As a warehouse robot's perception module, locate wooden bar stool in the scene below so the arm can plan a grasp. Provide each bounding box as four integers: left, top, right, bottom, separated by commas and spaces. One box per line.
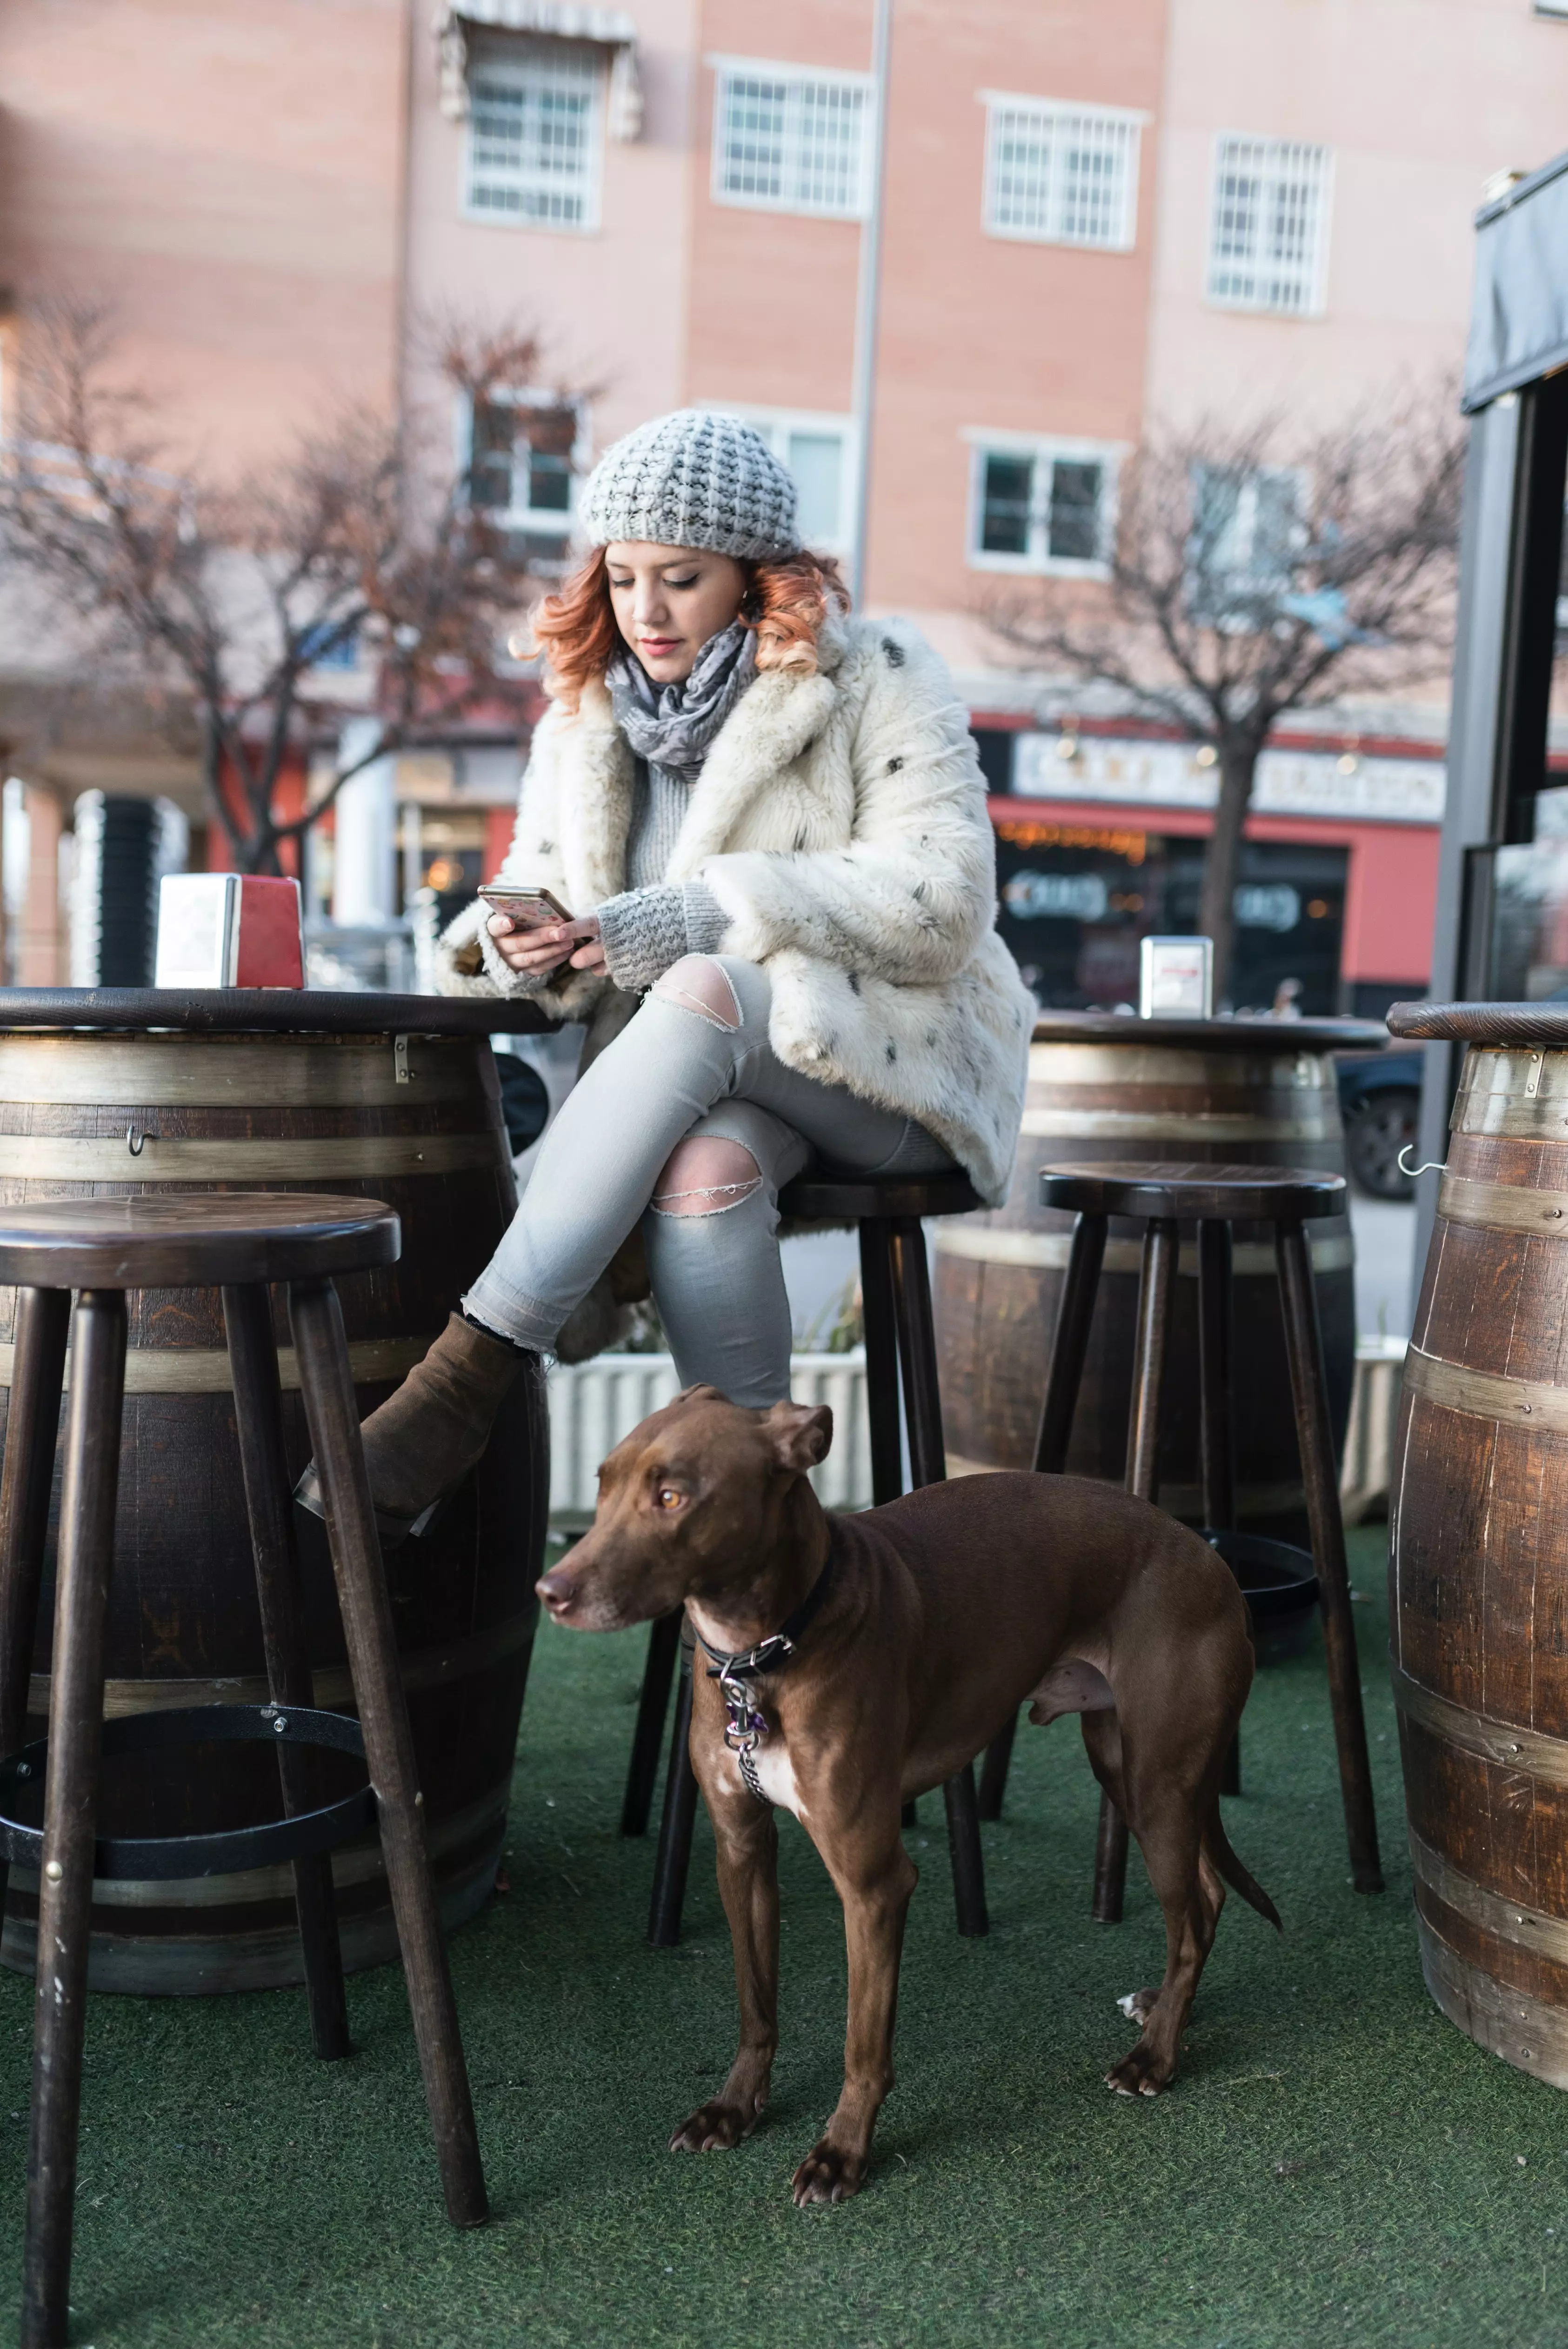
0, 1196, 487, 2349
980, 1161, 1383, 1917
625, 1172, 990, 1944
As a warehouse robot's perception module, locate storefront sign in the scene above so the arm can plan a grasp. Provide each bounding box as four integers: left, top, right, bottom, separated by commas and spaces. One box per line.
1012, 733, 1445, 824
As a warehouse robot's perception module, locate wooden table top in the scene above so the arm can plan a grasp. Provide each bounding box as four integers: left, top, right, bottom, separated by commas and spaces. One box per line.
0, 988, 555, 1037
1029, 1010, 1389, 1050
1387, 1001, 1568, 1046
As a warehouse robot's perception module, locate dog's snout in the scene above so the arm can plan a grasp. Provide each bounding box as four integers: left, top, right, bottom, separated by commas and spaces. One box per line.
535, 1568, 578, 1621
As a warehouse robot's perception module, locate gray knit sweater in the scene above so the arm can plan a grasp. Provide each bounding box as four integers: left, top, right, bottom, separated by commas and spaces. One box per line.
485, 625, 751, 997
593, 762, 729, 991
589, 622, 756, 990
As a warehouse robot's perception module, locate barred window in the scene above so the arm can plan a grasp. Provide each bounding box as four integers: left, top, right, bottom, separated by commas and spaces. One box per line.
1207, 135, 1332, 315
712, 63, 871, 219
466, 45, 600, 230
983, 96, 1142, 251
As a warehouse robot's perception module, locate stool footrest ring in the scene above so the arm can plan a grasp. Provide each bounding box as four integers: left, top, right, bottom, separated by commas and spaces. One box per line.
0, 1703, 374, 1879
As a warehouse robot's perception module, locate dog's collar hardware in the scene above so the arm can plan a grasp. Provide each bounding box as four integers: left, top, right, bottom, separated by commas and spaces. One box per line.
694, 1548, 836, 1805
718, 1678, 771, 1803
709, 1653, 781, 1804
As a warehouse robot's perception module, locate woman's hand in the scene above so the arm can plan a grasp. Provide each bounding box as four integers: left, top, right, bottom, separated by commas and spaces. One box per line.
487, 912, 607, 976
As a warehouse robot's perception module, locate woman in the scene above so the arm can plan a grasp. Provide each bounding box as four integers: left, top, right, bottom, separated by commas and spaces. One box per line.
302, 408, 1033, 1541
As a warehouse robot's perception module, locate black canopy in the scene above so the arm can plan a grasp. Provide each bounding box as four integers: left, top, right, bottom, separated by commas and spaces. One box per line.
1464, 147, 1568, 412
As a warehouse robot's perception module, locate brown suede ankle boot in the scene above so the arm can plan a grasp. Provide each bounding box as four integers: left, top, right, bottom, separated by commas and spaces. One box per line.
294, 1311, 530, 1543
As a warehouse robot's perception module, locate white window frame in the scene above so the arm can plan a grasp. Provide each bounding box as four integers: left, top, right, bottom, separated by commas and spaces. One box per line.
962, 431, 1122, 578
695, 403, 858, 554
979, 91, 1146, 253
458, 388, 591, 543
462, 39, 604, 234
707, 54, 874, 221
1186, 462, 1309, 624
1206, 133, 1333, 318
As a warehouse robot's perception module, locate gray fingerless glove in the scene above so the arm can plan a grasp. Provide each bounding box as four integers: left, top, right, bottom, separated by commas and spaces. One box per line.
681, 880, 731, 957
596, 880, 730, 992
478, 920, 555, 997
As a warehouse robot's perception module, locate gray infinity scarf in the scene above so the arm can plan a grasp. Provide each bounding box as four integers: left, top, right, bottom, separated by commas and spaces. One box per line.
607, 620, 757, 782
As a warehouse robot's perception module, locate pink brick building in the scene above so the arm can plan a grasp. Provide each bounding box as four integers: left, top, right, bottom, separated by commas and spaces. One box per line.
4, 0, 1568, 997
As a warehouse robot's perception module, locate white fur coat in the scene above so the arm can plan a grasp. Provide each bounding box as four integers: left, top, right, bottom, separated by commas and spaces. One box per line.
437, 610, 1034, 1205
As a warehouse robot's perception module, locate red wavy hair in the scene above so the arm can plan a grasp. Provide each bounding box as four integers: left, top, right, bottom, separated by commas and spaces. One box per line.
531, 544, 850, 710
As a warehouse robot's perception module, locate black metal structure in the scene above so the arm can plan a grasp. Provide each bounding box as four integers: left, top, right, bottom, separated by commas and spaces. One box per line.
1416, 150, 1568, 1268
976, 1161, 1380, 1904
0, 1705, 374, 1879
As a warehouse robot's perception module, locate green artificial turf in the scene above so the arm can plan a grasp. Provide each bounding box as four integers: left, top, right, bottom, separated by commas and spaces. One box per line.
3, 1526, 1567, 2349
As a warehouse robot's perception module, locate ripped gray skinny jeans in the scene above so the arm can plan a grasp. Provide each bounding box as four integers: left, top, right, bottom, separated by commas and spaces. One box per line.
463, 954, 954, 1407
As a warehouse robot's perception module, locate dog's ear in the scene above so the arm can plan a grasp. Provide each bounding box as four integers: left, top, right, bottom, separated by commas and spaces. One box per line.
764, 1401, 833, 1474
672, 1382, 721, 1406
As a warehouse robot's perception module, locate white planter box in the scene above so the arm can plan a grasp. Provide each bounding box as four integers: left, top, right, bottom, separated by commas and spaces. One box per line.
546, 1348, 872, 1524
1340, 1333, 1408, 1527
550, 1334, 1403, 1533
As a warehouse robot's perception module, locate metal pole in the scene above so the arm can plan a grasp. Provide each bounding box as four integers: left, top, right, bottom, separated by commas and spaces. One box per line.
1411, 395, 1520, 1285
847, 0, 893, 610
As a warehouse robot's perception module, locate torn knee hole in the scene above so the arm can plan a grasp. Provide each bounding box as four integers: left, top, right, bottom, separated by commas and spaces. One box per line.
653, 955, 742, 1032
652, 1137, 762, 1217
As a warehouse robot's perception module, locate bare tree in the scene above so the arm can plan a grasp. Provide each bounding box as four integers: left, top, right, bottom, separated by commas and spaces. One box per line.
986, 402, 1464, 997
0, 302, 554, 873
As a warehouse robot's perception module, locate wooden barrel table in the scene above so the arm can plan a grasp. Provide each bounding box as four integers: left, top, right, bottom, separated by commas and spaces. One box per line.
0, 987, 551, 1995
934, 1012, 1385, 1527
1389, 1000, 1568, 2085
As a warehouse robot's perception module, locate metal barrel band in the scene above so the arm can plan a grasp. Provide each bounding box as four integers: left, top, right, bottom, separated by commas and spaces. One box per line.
0, 1703, 374, 1880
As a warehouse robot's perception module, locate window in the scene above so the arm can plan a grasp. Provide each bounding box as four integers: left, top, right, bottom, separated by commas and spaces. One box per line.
467, 395, 584, 559
1208, 135, 1332, 315
1188, 465, 1303, 620
465, 42, 601, 229
966, 440, 1116, 573
299, 621, 360, 674
981, 95, 1143, 251
711, 59, 871, 219
700, 408, 855, 551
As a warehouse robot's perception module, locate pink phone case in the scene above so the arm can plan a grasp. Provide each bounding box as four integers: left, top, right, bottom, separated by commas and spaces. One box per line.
478, 888, 571, 930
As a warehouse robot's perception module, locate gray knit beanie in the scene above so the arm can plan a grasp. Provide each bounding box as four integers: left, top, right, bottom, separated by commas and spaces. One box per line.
578, 409, 800, 562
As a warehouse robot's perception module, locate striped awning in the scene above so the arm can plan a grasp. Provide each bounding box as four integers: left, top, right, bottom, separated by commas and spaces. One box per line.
434, 1, 641, 138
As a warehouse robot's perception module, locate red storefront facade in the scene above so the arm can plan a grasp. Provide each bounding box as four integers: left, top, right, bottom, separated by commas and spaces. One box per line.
975, 715, 1445, 1018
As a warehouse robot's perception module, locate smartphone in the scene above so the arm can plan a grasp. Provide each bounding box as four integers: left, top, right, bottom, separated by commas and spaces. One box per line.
477, 884, 573, 930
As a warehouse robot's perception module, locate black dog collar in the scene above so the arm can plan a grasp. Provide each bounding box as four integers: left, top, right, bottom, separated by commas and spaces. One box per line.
693, 1546, 836, 1804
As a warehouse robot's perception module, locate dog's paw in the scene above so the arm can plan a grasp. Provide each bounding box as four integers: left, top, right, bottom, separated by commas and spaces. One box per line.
1105, 2043, 1174, 2099
1117, 1988, 1159, 2025
791, 2138, 866, 2206
669, 2097, 761, 2153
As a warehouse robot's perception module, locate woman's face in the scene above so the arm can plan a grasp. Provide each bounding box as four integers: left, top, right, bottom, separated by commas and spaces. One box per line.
604, 542, 747, 685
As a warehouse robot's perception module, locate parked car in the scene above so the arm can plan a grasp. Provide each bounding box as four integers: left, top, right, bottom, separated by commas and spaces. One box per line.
1336, 1048, 1423, 1200
494, 1052, 551, 1155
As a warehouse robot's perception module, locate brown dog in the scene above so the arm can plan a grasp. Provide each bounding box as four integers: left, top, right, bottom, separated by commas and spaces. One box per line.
536, 1386, 1279, 2204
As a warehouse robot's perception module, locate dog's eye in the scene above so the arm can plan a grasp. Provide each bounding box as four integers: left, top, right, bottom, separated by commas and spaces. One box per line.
656, 1487, 684, 1511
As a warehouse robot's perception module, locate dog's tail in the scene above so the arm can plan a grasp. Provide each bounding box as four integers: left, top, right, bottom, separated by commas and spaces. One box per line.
1203, 1808, 1282, 1932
